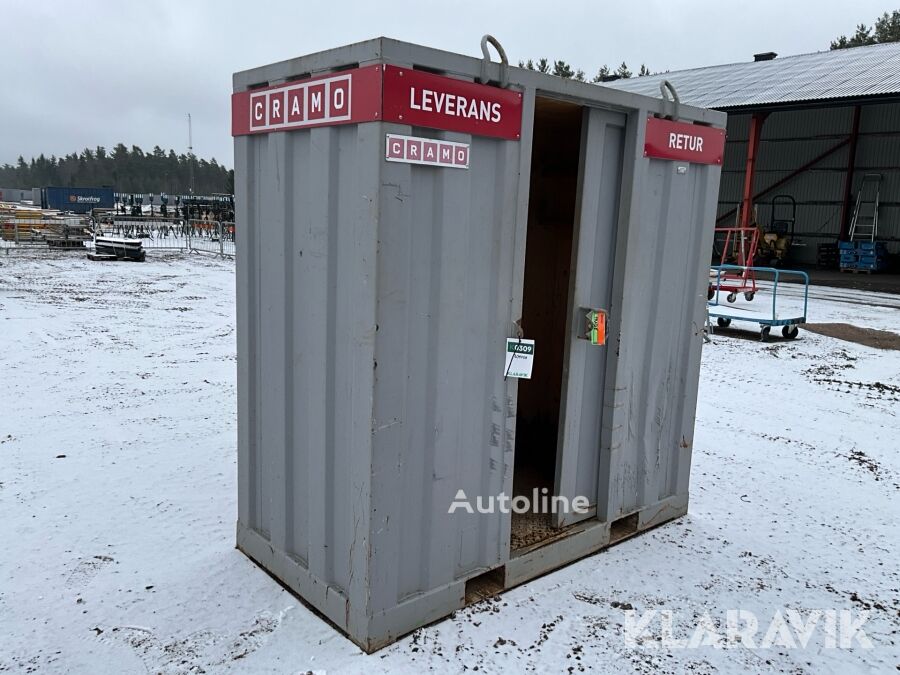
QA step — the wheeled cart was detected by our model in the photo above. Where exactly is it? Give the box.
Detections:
[708,265,808,341]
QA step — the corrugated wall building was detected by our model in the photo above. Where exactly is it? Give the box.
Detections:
[610,41,900,266]
[718,104,900,263]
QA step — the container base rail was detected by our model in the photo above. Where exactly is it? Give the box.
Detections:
[708,264,809,341]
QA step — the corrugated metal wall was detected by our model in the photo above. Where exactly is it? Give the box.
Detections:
[235,121,381,636]
[368,126,523,614]
[601,143,719,519]
[718,102,900,263]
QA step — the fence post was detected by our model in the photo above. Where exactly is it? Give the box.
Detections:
[219,221,224,258]
[14,219,19,246]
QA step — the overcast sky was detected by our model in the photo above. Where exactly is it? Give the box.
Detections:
[6,0,890,168]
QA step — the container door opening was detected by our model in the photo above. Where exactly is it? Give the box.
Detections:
[511,97,584,551]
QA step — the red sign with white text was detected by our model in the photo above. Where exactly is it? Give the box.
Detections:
[232,64,524,140]
[381,65,523,140]
[644,117,726,165]
[231,65,383,136]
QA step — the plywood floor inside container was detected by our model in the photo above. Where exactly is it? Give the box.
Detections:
[510,464,579,552]
[510,510,557,550]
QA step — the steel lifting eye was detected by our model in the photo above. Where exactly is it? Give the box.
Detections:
[479,34,509,88]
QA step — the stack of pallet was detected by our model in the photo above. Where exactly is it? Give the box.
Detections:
[839,241,888,273]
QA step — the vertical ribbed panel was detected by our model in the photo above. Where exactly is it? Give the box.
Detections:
[555,109,626,525]
[238,122,378,604]
[601,108,721,520]
[367,128,521,611]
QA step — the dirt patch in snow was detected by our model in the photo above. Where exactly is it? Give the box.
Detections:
[804,323,900,350]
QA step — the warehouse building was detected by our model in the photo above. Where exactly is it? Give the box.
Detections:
[610,41,900,273]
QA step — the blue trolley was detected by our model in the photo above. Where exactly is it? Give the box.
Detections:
[708,265,809,341]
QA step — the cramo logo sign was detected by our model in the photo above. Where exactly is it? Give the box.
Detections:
[68,195,101,203]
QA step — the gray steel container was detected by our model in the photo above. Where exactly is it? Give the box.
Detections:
[233,37,725,652]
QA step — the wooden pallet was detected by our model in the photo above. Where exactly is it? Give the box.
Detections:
[48,238,89,249]
[86,253,118,261]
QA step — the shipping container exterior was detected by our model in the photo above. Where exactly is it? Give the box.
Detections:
[0,187,33,203]
[233,37,725,652]
[41,186,114,213]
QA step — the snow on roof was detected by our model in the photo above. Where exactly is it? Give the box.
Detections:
[605,41,900,110]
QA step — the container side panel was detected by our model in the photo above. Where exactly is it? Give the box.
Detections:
[368,149,416,606]
[637,160,713,507]
[601,109,722,520]
[235,136,254,530]
[237,122,378,609]
[347,123,382,632]
[369,130,521,614]
[479,138,522,567]
[620,160,687,513]
[258,132,289,551]
[243,135,268,537]
[416,150,464,590]
[301,126,335,581]
[301,124,374,592]
[288,131,312,562]
[620,159,666,514]
[282,136,297,557]
[332,122,376,596]
[457,137,517,576]
[670,166,719,500]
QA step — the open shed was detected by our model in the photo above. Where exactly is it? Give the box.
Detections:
[610,41,900,271]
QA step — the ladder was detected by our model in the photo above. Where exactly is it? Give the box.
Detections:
[849,174,881,242]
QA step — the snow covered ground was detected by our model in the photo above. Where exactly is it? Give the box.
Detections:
[0,252,898,674]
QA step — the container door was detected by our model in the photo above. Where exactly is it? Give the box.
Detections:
[553,107,626,527]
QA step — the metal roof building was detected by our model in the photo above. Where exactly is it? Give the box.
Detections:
[609,42,900,267]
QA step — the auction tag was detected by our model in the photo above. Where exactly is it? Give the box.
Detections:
[504,338,535,379]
